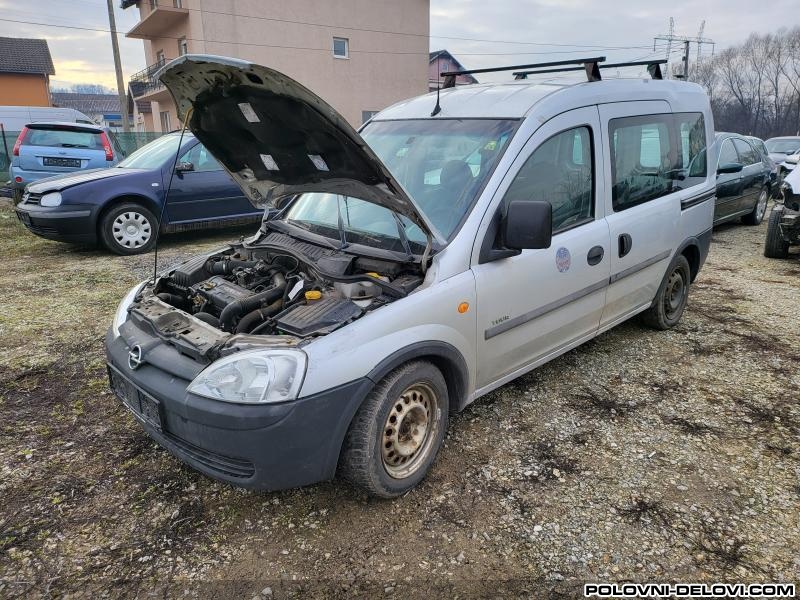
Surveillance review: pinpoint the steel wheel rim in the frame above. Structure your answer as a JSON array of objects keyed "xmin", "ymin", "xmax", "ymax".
[
  {"xmin": 756, "ymin": 190, "xmax": 768, "ymax": 220},
  {"xmin": 382, "ymin": 383, "xmax": 439, "ymax": 479},
  {"xmin": 113, "ymin": 211, "xmax": 152, "ymax": 249},
  {"xmin": 663, "ymin": 269, "xmax": 686, "ymax": 320}
]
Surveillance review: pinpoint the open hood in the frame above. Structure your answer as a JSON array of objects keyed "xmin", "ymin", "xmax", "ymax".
[{"xmin": 159, "ymin": 55, "xmax": 438, "ymax": 242}]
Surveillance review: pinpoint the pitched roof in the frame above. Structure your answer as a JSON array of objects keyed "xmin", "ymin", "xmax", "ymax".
[
  {"xmin": 429, "ymin": 49, "xmax": 478, "ymax": 84},
  {"xmin": 51, "ymin": 92, "xmax": 122, "ymax": 115},
  {"xmin": 0, "ymin": 37, "xmax": 55, "ymax": 76}
]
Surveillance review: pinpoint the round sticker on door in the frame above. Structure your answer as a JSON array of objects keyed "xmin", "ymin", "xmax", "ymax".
[{"xmin": 555, "ymin": 247, "xmax": 571, "ymax": 272}]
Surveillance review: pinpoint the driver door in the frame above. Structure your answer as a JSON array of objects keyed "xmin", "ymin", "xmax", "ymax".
[{"xmin": 472, "ymin": 107, "xmax": 610, "ymax": 391}]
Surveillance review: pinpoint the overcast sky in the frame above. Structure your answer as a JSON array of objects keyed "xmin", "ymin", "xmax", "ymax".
[{"xmin": 0, "ymin": 0, "xmax": 797, "ymax": 91}]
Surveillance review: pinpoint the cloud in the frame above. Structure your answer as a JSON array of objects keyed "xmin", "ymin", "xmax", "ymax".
[{"xmin": 0, "ymin": 0, "xmax": 797, "ymax": 90}]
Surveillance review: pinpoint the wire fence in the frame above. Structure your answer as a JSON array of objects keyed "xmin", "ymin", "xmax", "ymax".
[{"xmin": 0, "ymin": 129, "xmax": 165, "ymax": 197}]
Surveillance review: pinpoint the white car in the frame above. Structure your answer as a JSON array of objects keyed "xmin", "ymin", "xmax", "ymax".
[{"xmin": 106, "ymin": 55, "xmax": 715, "ymax": 497}]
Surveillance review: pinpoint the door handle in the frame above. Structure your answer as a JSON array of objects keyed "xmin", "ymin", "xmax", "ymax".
[
  {"xmin": 618, "ymin": 233, "xmax": 632, "ymax": 258},
  {"xmin": 587, "ymin": 245, "xmax": 604, "ymax": 265}
]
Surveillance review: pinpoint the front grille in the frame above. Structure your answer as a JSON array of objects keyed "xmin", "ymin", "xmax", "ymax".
[
  {"xmin": 24, "ymin": 193, "xmax": 41, "ymax": 205},
  {"xmin": 162, "ymin": 431, "xmax": 256, "ymax": 479}
]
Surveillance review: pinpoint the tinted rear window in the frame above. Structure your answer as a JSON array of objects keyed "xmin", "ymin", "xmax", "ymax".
[{"xmin": 24, "ymin": 128, "xmax": 102, "ymax": 149}]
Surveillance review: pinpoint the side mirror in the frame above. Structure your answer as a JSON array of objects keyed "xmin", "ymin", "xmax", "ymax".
[
  {"xmin": 717, "ymin": 162, "xmax": 743, "ymax": 175},
  {"xmin": 502, "ymin": 200, "xmax": 552, "ymax": 250},
  {"xmin": 176, "ymin": 161, "xmax": 194, "ymax": 172}
]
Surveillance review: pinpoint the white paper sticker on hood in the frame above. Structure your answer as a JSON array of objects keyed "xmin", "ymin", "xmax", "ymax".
[
  {"xmin": 238, "ymin": 102, "xmax": 261, "ymax": 123},
  {"xmin": 260, "ymin": 154, "xmax": 279, "ymax": 171},
  {"xmin": 308, "ymin": 154, "xmax": 329, "ymax": 171}
]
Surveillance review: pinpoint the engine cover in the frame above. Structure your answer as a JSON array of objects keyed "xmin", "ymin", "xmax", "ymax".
[
  {"xmin": 275, "ymin": 297, "xmax": 361, "ymax": 336},
  {"xmin": 191, "ymin": 276, "xmax": 253, "ymax": 311}
]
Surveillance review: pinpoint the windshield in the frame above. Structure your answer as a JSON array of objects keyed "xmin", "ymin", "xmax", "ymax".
[
  {"xmin": 360, "ymin": 118, "xmax": 518, "ymax": 239},
  {"xmin": 283, "ymin": 193, "xmax": 427, "ymax": 254},
  {"xmin": 117, "ymin": 134, "xmax": 185, "ymax": 169},
  {"xmin": 766, "ymin": 139, "xmax": 800, "ymax": 154}
]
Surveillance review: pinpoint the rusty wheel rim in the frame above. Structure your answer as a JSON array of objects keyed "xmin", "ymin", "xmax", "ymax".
[{"xmin": 382, "ymin": 383, "xmax": 439, "ymax": 479}]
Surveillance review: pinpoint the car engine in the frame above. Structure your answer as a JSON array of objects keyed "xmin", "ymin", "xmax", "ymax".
[{"xmin": 141, "ymin": 236, "xmax": 423, "ymax": 345}]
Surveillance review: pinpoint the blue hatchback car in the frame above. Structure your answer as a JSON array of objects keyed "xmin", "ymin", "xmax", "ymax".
[
  {"xmin": 9, "ymin": 122, "xmax": 122, "ymax": 200},
  {"xmin": 14, "ymin": 132, "xmax": 262, "ymax": 254}
]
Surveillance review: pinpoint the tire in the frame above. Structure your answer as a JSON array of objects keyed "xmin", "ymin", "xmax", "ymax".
[
  {"xmin": 99, "ymin": 202, "xmax": 158, "ymax": 255},
  {"xmin": 338, "ymin": 360, "xmax": 448, "ymax": 498},
  {"xmin": 763, "ymin": 209, "xmax": 790, "ymax": 259},
  {"xmin": 641, "ymin": 255, "xmax": 691, "ymax": 330},
  {"xmin": 742, "ymin": 187, "xmax": 768, "ymax": 225}
]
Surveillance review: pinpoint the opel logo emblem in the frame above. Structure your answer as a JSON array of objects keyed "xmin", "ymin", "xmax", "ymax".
[{"xmin": 128, "ymin": 345, "xmax": 144, "ymax": 370}]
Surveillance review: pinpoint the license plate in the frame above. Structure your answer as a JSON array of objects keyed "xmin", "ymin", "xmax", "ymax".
[
  {"xmin": 16, "ymin": 211, "xmax": 31, "ymax": 225},
  {"xmin": 108, "ymin": 366, "xmax": 163, "ymax": 430},
  {"xmin": 43, "ymin": 157, "xmax": 81, "ymax": 168}
]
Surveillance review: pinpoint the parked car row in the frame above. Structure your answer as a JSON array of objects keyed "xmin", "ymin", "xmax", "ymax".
[
  {"xmin": 9, "ymin": 123, "xmax": 783, "ymax": 254},
  {"xmin": 13, "ymin": 131, "xmax": 261, "ymax": 254},
  {"xmin": 7, "ymin": 54, "xmax": 796, "ymax": 498}
]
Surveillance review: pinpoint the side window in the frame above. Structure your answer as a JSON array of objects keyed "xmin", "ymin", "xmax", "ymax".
[
  {"xmin": 180, "ymin": 144, "xmax": 222, "ymax": 172},
  {"xmin": 609, "ymin": 114, "xmax": 675, "ymax": 211},
  {"xmin": 675, "ymin": 112, "xmax": 707, "ymax": 186},
  {"xmin": 503, "ymin": 126, "xmax": 593, "ymax": 233},
  {"xmin": 718, "ymin": 139, "xmax": 739, "ymax": 166},
  {"xmin": 733, "ymin": 138, "xmax": 758, "ymax": 166}
]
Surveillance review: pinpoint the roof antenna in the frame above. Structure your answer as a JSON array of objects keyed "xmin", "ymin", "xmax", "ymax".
[
  {"xmin": 431, "ymin": 56, "xmax": 442, "ymax": 116},
  {"xmin": 152, "ymin": 106, "xmax": 194, "ymax": 284}
]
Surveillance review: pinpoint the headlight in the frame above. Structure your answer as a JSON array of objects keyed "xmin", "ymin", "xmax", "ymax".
[
  {"xmin": 188, "ymin": 349, "xmax": 307, "ymax": 404},
  {"xmin": 40, "ymin": 192, "xmax": 62, "ymax": 207},
  {"xmin": 112, "ymin": 282, "xmax": 144, "ymax": 337}
]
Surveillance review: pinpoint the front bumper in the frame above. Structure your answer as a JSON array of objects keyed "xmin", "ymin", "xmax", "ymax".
[
  {"xmin": 104, "ymin": 329, "xmax": 373, "ymax": 490},
  {"xmin": 14, "ymin": 203, "xmax": 97, "ymax": 244}
]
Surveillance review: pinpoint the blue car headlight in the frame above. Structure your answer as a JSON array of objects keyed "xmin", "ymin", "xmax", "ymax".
[{"xmin": 188, "ymin": 349, "xmax": 307, "ymax": 404}]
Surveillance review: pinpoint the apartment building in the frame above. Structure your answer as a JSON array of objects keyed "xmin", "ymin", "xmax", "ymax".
[{"xmin": 122, "ymin": 0, "xmax": 430, "ymax": 132}]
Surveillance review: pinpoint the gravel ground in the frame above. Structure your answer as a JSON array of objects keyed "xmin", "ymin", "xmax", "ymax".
[{"xmin": 0, "ymin": 198, "xmax": 798, "ymax": 598}]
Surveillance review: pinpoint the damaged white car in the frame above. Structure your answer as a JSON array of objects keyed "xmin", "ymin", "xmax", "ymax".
[{"xmin": 106, "ymin": 55, "xmax": 715, "ymax": 497}]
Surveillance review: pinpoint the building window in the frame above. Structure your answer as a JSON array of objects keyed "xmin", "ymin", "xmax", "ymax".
[
  {"xmin": 156, "ymin": 49, "xmax": 166, "ymax": 65},
  {"xmin": 160, "ymin": 110, "xmax": 171, "ymax": 132},
  {"xmin": 178, "ymin": 38, "xmax": 188, "ymax": 56},
  {"xmin": 361, "ymin": 110, "xmax": 379, "ymax": 124},
  {"xmin": 333, "ymin": 37, "xmax": 349, "ymax": 59}
]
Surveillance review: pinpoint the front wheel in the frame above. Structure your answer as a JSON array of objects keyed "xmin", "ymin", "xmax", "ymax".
[
  {"xmin": 338, "ymin": 361, "xmax": 448, "ymax": 498},
  {"xmin": 99, "ymin": 202, "xmax": 158, "ymax": 255},
  {"xmin": 763, "ymin": 209, "xmax": 790, "ymax": 258},
  {"xmin": 742, "ymin": 187, "xmax": 768, "ymax": 225},
  {"xmin": 641, "ymin": 255, "xmax": 691, "ymax": 330}
]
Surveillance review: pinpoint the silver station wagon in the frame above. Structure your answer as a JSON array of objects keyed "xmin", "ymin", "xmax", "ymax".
[{"xmin": 106, "ymin": 55, "xmax": 715, "ymax": 497}]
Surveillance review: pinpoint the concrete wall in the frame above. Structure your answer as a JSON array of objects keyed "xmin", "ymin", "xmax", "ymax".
[
  {"xmin": 133, "ymin": 0, "xmax": 429, "ymax": 129},
  {"xmin": 0, "ymin": 73, "xmax": 50, "ymax": 106}
]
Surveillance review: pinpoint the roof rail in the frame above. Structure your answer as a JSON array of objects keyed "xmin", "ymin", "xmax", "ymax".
[
  {"xmin": 512, "ymin": 59, "xmax": 668, "ymax": 81},
  {"xmin": 440, "ymin": 56, "xmax": 606, "ymax": 88}
]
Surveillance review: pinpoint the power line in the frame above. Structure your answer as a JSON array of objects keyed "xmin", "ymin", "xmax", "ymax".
[
  {"xmin": 0, "ymin": 7, "xmax": 663, "ymax": 52},
  {"xmin": 0, "ymin": 16, "xmax": 668, "ymax": 57}
]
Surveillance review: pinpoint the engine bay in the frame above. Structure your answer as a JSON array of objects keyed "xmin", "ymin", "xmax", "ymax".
[{"xmin": 131, "ymin": 233, "xmax": 424, "ymax": 354}]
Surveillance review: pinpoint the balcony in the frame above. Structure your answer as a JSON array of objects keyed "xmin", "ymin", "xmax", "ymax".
[
  {"xmin": 129, "ymin": 57, "xmax": 174, "ymax": 101},
  {"xmin": 126, "ymin": 1, "xmax": 188, "ymax": 39}
]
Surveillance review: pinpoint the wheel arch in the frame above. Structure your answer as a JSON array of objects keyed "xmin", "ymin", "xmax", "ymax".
[
  {"xmin": 675, "ymin": 230, "xmax": 710, "ymax": 283},
  {"xmin": 95, "ymin": 193, "xmax": 161, "ymax": 234},
  {"xmin": 365, "ymin": 341, "xmax": 470, "ymax": 415}
]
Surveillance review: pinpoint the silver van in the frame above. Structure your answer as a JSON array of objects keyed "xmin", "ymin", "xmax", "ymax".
[{"xmin": 106, "ymin": 55, "xmax": 715, "ymax": 497}]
